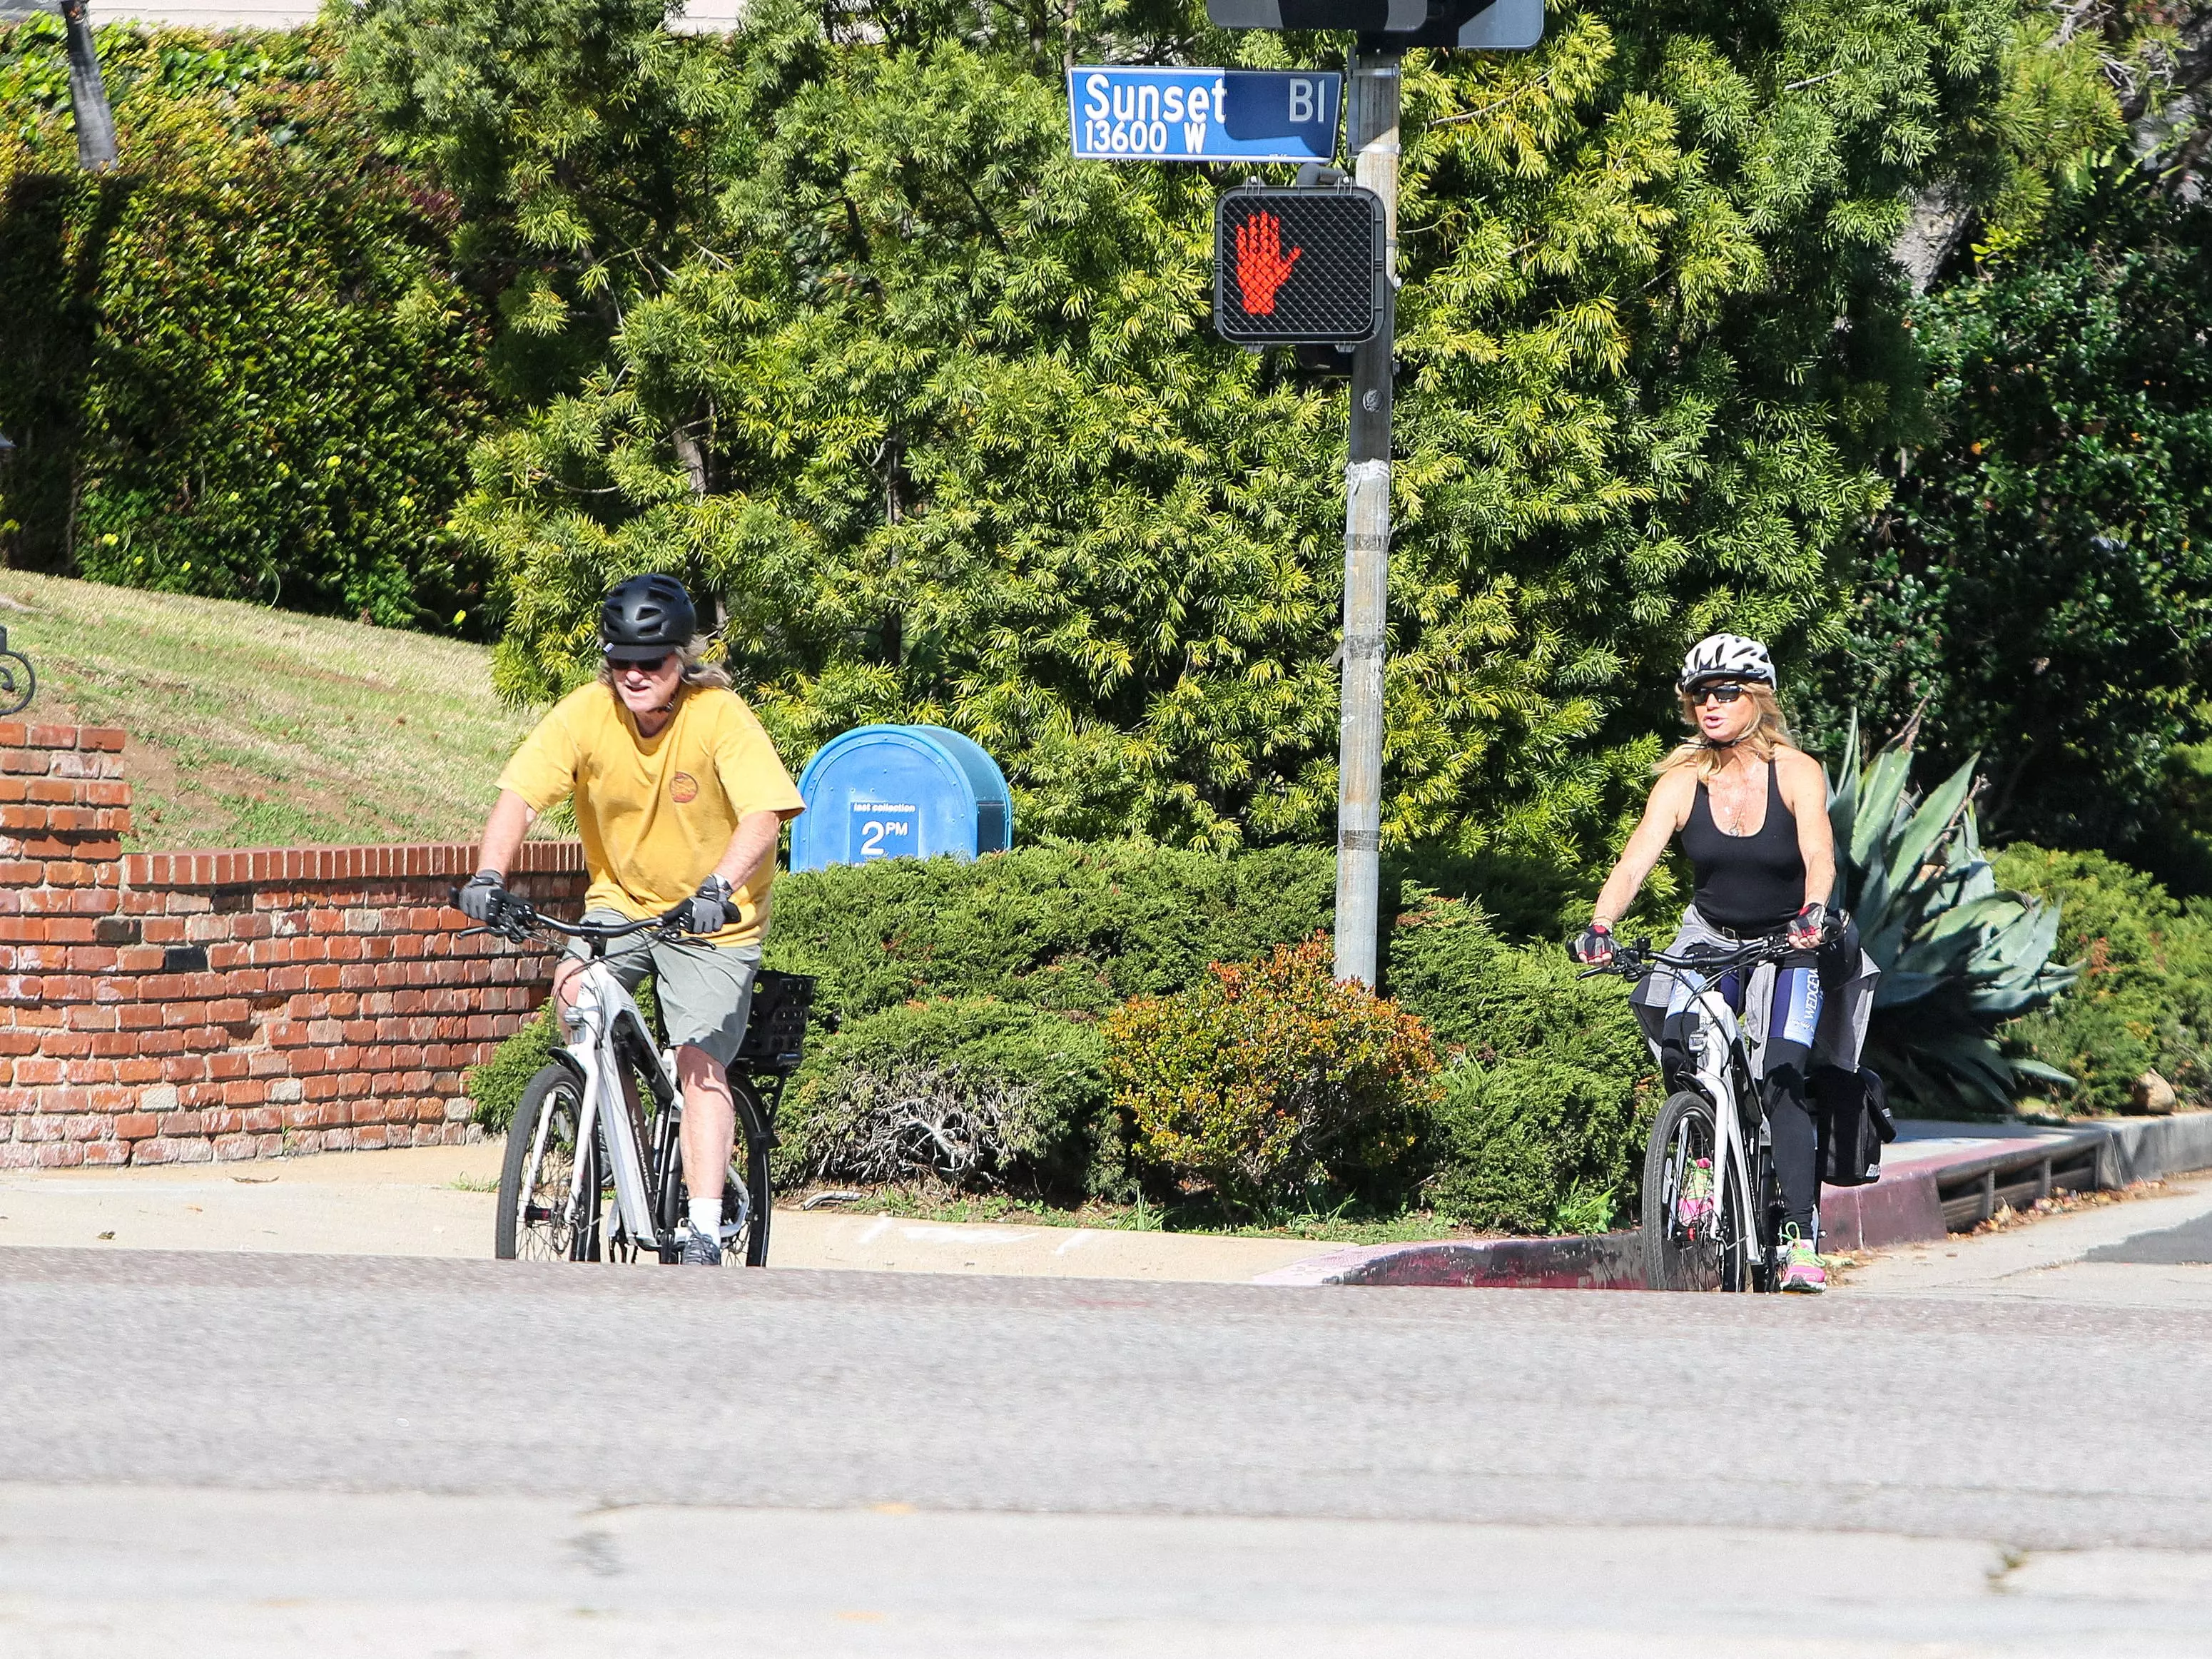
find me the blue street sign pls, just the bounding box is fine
[1068,68,1341,163]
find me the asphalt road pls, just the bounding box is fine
[7,1230,2212,1652]
[2092,1210,2212,1264]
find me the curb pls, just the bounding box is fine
[1260,1112,2212,1290]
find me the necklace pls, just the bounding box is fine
[1707,761,1767,836]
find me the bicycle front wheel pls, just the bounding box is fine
[496,1063,604,1262]
[1640,1090,1746,1292]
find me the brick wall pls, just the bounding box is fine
[0,723,583,1166]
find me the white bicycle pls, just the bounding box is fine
[1583,930,1821,1292]
[463,898,812,1267]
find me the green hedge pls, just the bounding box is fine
[760,843,1336,1020]
[1389,892,1655,1232]
[1994,845,2212,1114]
[778,998,1115,1198]
[0,23,493,631]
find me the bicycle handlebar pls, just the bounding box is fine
[452,891,694,948]
[1574,921,1839,982]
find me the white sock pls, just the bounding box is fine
[689,1194,721,1237]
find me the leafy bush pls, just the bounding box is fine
[781,998,1114,1197]
[1427,1059,1644,1236]
[465,1003,559,1134]
[762,843,1335,1023]
[1994,846,2212,1115]
[0,22,493,631]
[1388,892,1653,1232]
[465,977,656,1133]
[1105,936,1442,1215]
[2129,742,2212,901]
[1824,177,2212,853]
[345,0,2015,861]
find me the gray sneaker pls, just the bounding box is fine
[679,1224,724,1267]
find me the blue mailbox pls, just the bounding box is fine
[789,724,1013,873]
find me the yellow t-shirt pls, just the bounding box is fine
[497,683,805,948]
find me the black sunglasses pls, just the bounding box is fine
[1690,684,1750,706]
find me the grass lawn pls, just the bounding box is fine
[0,571,542,850]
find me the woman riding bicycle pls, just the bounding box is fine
[1571,634,1862,1293]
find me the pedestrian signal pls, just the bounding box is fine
[1204,0,1541,48]
[1213,186,1386,346]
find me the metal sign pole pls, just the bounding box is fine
[1333,44,1399,987]
[59,0,118,172]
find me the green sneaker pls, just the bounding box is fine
[1779,1230,1827,1294]
[1675,1157,1715,1229]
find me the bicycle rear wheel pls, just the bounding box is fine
[1641,1090,1747,1292]
[496,1063,604,1262]
[665,1145,770,1267]
[741,1131,773,1267]
[0,651,34,717]
[1750,1137,1785,1294]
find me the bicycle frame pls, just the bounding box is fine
[552,953,681,1254]
[1655,960,1773,1279]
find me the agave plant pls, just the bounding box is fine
[1828,722,2076,1112]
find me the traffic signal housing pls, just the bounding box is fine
[1204,0,1541,49]
[1213,186,1386,347]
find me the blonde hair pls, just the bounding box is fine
[596,635,733,694]
[1658,685,1796,779]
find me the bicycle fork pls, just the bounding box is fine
[1691,1030,1768,1274]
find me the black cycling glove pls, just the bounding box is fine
[1788,901,1828,951]
[459,870,508,923]
[679,875,736,935]
[1572,919,1615,965]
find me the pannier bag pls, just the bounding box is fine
[1813,1065,1896,1187]
[734,970,816,1074]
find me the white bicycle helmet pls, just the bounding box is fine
[1678,634,1776,692]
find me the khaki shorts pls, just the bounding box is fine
[563,908,761,1069]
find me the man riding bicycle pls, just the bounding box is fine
[460,574,804,1265]
[1572,635,1877,1292]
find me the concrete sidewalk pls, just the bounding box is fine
[1845,1173,2212,1308]
[0,1145,1327,1283]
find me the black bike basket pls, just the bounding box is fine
[1814,1065,1896,1187]
[734,970,815,1073]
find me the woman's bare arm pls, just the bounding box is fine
[1590,771,1695,929]
[1779,750,1837,909]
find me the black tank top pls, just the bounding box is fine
[1681,761,1804,931]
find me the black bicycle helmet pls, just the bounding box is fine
[599,574,696,663]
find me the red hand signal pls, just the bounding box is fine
[1233,210,1302,315]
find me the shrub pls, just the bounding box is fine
[0,23,493,631]
[1105,936,1443,1215]
[464,1002,559,1134]
[781,998,1114,1197]
[1994,846,2212,1113]
[1426,1057,1644,1235]
[762,843,1336,1022]
[1387,892,1654,1232]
